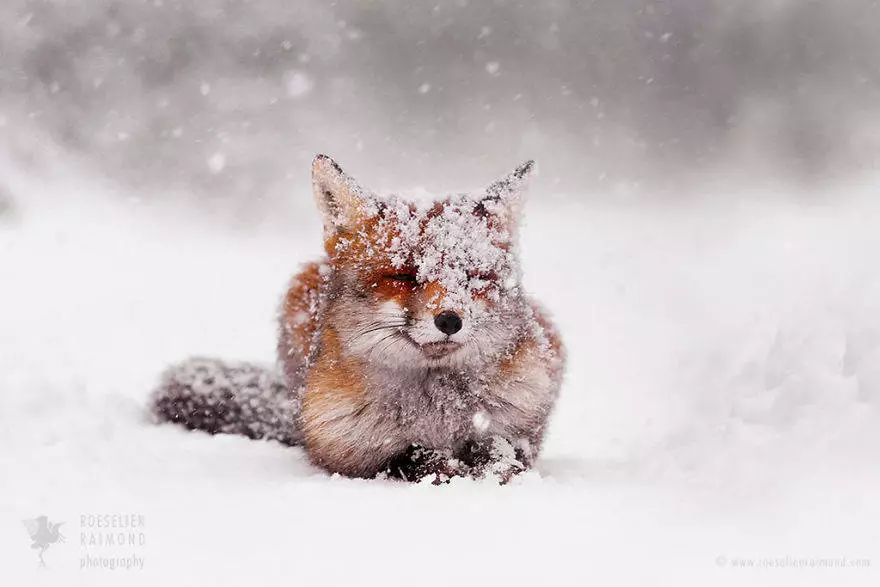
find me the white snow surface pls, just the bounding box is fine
[1,162,879,586]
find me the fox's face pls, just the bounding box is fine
[312,155,535,370]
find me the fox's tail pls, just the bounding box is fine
[149,357,302,446]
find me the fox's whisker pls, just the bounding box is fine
[348,323,408,345]
[379,338,408,362]
[368,331,404,361]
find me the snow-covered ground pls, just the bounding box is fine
[1,159,879,586]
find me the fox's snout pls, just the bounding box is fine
[433,310,463,336]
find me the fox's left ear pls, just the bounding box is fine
[311,154,368,235]
[481,160,535,223]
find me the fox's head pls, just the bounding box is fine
[312,154,535,369]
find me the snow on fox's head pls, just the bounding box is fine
[312,154,535,369]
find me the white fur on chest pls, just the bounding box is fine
[365,365,545,449]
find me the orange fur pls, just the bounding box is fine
[301,329,390,476]
[277,262,324,383]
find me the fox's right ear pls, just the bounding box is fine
[480,160,535,226]
[311,154,366,234]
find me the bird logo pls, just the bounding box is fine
[22,515,65,568]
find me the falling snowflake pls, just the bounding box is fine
[207,153,226,174]
[285,71,314,98]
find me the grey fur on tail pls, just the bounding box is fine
[150,357,302,446]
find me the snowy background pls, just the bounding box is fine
[1,1,879,585]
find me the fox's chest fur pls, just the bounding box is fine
[338,355,538,429]
[374,364,555,451]
[299,330,557,477]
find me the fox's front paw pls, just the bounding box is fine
[459,436,528,484]
[385,445,468,485]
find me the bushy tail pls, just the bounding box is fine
[149,357,302,446]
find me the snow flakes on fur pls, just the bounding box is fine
[150,357,301,446]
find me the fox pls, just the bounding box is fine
[151,155,565,483]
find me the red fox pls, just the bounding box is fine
[152,155,565,483]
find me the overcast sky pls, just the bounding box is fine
[2,0,878,217]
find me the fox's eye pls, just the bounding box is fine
[467,270,498,282]
[386,273,417,283]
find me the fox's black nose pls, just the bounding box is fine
[434,311,463,336]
